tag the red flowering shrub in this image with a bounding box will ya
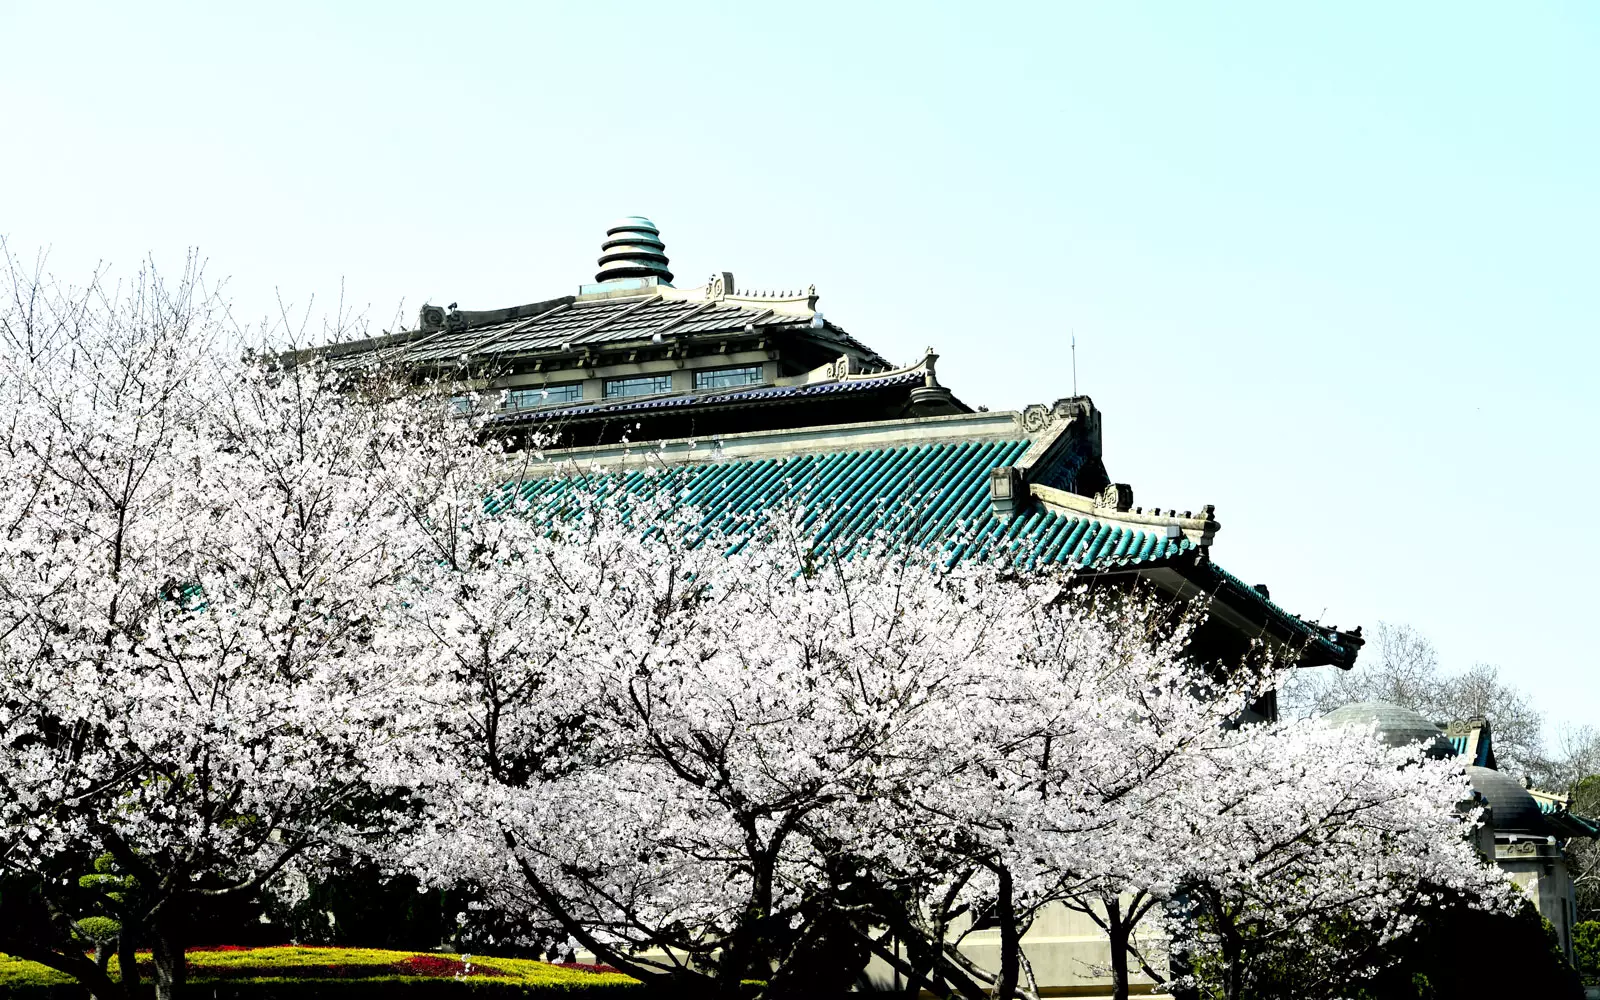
[557,962,622,975]
[393,954,506,978]
[187,945,252,952]
[137,960,375,980]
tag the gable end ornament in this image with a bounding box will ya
[1093,482,1134,512]
[1018,397,1090,434]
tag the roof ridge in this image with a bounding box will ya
[650,298,720,339]
[502,301,574,337]
[567,292,663,344]
[465,302,575,355]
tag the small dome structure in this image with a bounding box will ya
[1321,701,1455,759]
[596,216,674,284]
[1465,765,1548,836]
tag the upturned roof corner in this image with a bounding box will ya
[986,395,1219,548]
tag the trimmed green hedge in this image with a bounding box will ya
[0,948,640,998]
[0,954,78,999]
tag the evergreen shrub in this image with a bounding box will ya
[0,947,638,998]
[1576,920,1600,986]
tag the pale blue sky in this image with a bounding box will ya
[3,3,1596,731]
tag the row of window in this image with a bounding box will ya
[606,365,764,397]
[454,365,767,413]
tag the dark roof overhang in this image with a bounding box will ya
[1082,554,1361,669]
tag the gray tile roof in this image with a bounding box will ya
[327,295,889,370]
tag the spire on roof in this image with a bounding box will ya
[596,216,674,284]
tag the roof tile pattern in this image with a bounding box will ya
[1448,734,1494,768]
[495,439,1191,571]
[490,439,1353,662]
[349,296,887,369]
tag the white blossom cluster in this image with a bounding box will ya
[0,269,497,998]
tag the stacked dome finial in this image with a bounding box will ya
[596,216,673,284]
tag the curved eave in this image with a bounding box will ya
[1539,806,1600,839]
[1203,562,1357,667]
[1072,551,1357,668]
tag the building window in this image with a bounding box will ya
[603,374,674,399]
[694,365,764,391]
[449,395,474,415]
[504,383,583,410]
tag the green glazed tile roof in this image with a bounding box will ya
[1537,802,1600,838]
[497,438,1347,662]
[1448,734,1494,768]
[497,440,1192,571]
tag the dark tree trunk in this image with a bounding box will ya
[149,915,186,1000]
[1164,890,1198,1000]
[993,865,1021,1000]
[716,852,775,998]
[1105,897,1131,1000]
[116,928,140,1000]
[860,883,988,1000]
[1219,923,1244,1000]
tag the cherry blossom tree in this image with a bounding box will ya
[0,255,485,1000]
[1154,719,1516,1000]
[387,471,1517,1000]
[833,590,1272,1000]
[387,499,1043,998]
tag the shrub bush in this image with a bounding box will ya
[1576,920,1600,986]
[0,947,638,998]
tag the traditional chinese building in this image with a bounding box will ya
[310,216,1375,996]
[314,216,1360,683]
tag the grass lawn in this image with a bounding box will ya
[0,946,639,997]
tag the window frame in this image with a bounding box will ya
[504,383,584,410]
[693,365,765,391]
[602,374,675,399]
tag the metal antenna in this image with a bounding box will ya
[1071,330,1078,396]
